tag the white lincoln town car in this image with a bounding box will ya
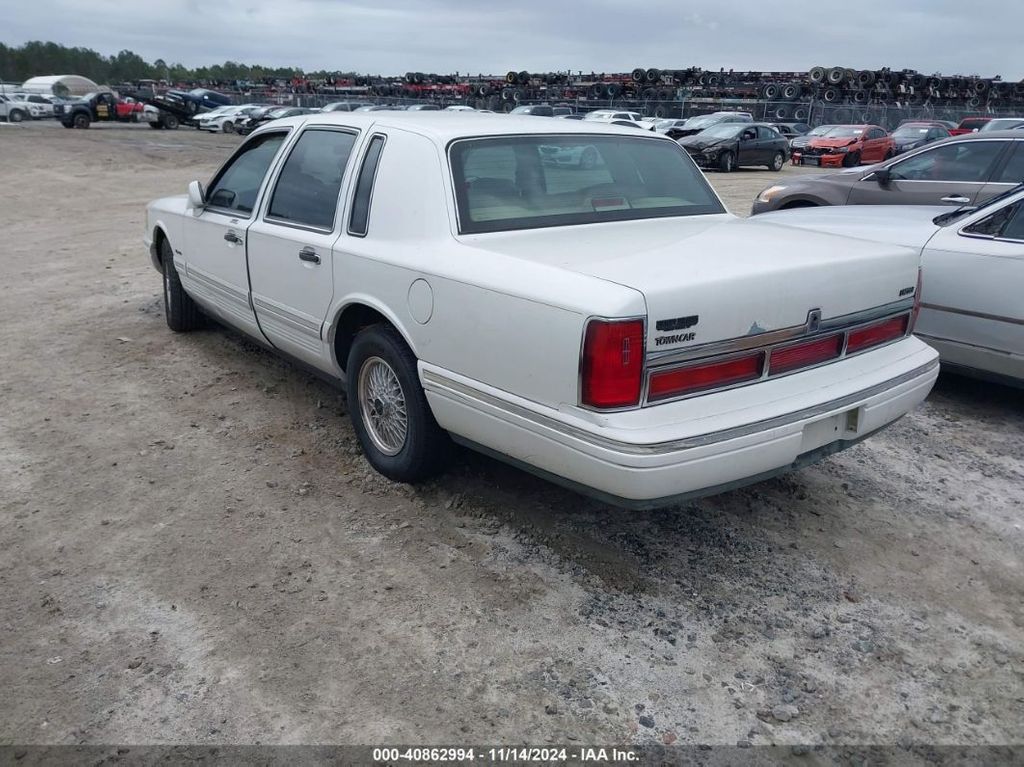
[145,113,939,508]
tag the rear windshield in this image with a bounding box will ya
[450,135,724,234]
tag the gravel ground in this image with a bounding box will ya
[1,122,1022,749]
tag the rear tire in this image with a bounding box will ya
[160,238,201,332]
[148,122,163,129]
[347,325,447,483]
[769,151,786,171]
[718,151,735,172]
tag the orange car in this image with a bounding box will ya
[791,124,895,168]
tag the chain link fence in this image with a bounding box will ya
[212,88,1022,130]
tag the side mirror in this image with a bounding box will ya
[187,180,205,209]
[868,167,891,185]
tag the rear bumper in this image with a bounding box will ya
[422,339,939,508]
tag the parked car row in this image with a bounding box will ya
[0,91,72,121]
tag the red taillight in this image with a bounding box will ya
[847,315,910,354]
[648,352,764,402]
[909,268,923,332]
[581,319,644,408]
[768,334,843,376]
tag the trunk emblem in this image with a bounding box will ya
[656,315,699,332]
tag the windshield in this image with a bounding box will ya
[823,126,864,138]
[699,124,745,139]
[451,135,724,234]
[933,183,1024,226]
[808,125,835,136]
[267,108,291,117]
[893,126,930,138]
[683,114,722,129]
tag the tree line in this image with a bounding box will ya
[0,40,354,85]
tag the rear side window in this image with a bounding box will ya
[963,202,1024,240]
[995,143,1024,183]
[349,135,385,236]
[206,132,287,214]
[267,128,356,230]
[889,141,1003,182]
[451,134,724,234]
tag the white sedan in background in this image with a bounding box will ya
[9,93,55,118]
[759,186,1024,386]
[582,109,644,123]
[144,113,937,507]
[197,105,261,133]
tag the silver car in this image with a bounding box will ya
[757,185,1024,385]
[752,131,1024,214]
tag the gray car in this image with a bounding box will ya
[752,130,1024,214]
[979,118,1024,132]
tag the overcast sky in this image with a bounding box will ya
[3,0,1022,79]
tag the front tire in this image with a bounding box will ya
[160,238,201,332]
[9,109,26,123]
[347,325,447,483]
[222,120,235,134]
[161,114,179,130]
[718,151,735,172]
[769,151,786,171]
[72,112,90,129]
[842,151,861,167]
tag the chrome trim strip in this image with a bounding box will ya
[920,303,1024,327]
[915,332,1021,357]
[422,357,938,457]
[647,298,914,366]
[252,295,322,333]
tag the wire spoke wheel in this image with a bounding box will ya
[358,356,408,456]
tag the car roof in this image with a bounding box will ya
[258,111,671,142]
[931,128,1023,140]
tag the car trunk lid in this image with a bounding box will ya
[462,215,920,354]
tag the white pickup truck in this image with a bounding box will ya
[145,113,938,508]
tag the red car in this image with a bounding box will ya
[791,124,894,168]
[950,117,992,136]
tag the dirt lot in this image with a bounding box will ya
[1,121,1022,749]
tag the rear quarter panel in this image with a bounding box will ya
[327,127,645,410]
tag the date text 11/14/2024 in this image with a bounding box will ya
[371,747,639,762]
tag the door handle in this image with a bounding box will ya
[940,195,971,204]
[223,231,242,244]
[298,247,321,264]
